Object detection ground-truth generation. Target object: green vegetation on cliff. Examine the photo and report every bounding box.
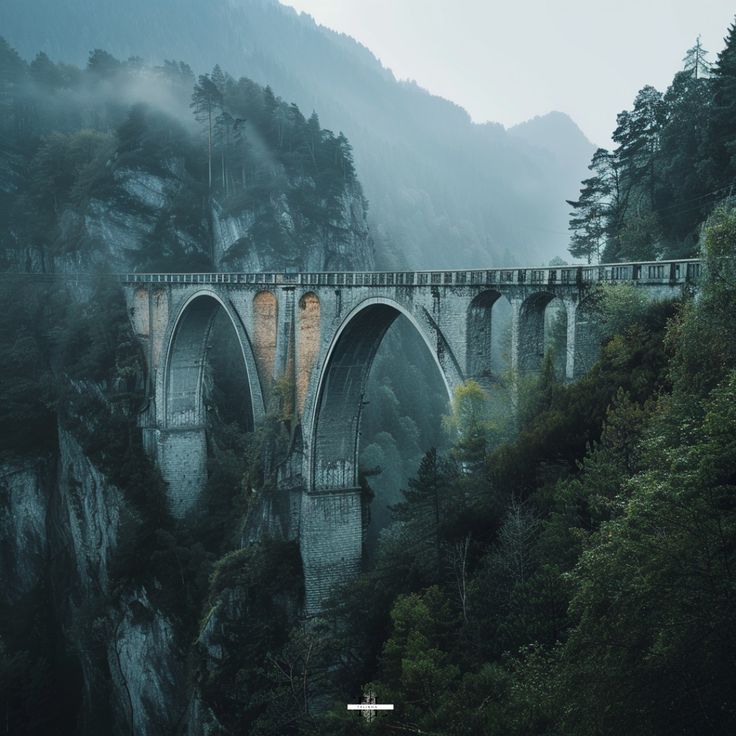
[568,24,736,262]
[0,36,370,273]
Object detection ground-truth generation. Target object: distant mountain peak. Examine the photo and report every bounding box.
[509,111,595,155]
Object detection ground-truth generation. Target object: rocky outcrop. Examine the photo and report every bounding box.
[0,460,49,602]
[55,426,123,594]
[213,181,374,272]
[108,588,186,735]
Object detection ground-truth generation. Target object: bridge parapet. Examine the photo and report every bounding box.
[117,258,701,289]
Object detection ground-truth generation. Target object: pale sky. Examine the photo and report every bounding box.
[279,0,735,147]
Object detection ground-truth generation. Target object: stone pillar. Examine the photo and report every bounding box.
[275,287,296,379]
[466,294,494,379]
[300,488,363,615]
[156,427,207,518]
[518,298,547,374]
[564,298,577,382]
[509,297,523,376]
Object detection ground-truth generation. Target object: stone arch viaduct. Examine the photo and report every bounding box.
[122,259,700,612]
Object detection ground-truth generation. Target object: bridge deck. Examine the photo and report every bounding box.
[117,258,701,288]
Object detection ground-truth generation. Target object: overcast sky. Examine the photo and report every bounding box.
[279,0,735,147]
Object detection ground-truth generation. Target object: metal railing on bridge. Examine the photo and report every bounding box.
[117,258,702,289]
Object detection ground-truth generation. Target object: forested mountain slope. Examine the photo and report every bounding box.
[0,0,594,267]
[0,41,372,273]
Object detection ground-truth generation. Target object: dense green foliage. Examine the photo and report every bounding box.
[568,28,736,262]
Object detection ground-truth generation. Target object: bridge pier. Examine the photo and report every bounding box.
[300,487,364,616]
[510,297,522,377]
[156,427,208,518]
[565,299,577,381]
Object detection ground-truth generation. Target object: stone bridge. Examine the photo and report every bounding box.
[121,259,700,612]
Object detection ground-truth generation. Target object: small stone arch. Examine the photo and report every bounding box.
[466,290,500,378]
[518,291,568,374]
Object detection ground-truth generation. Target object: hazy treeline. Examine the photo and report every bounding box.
[568,29,736,262]
[0,37,367,271]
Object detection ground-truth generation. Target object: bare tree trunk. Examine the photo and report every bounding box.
[207,106,212,190]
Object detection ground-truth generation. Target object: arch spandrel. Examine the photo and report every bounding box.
[296,292,321,416]
[252,291,279,388]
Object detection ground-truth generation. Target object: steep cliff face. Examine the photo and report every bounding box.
[213,182,373,272]
[0,461,49,602]
[0,429,186,733]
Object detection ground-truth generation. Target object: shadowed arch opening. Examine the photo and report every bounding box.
[467,290,500,378]
[466,290,513,380]
[310,301,452,494]
[165,295,254,430]
[518,292,568,377]
[160,293,258,517]
[573,294,602,378]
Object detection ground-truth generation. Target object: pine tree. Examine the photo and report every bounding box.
[608,86,666,260]
[702,21,736,192]
[683,35,712,80]
[567,148,616,263]
[191,74,223,190]
[657,65,711,249]
[394,448,455,575]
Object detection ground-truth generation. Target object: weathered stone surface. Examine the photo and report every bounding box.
[0,460,49,601]
[108,589,186,736]
[300,488,363,614]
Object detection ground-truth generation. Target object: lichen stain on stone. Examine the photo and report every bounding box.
[132,288,150,336]
[297,292,321,415]
[253,291,278,385]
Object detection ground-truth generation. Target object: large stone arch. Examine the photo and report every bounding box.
[307,297,455,493]
[300,297,456,613]
[155,290,265,517]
